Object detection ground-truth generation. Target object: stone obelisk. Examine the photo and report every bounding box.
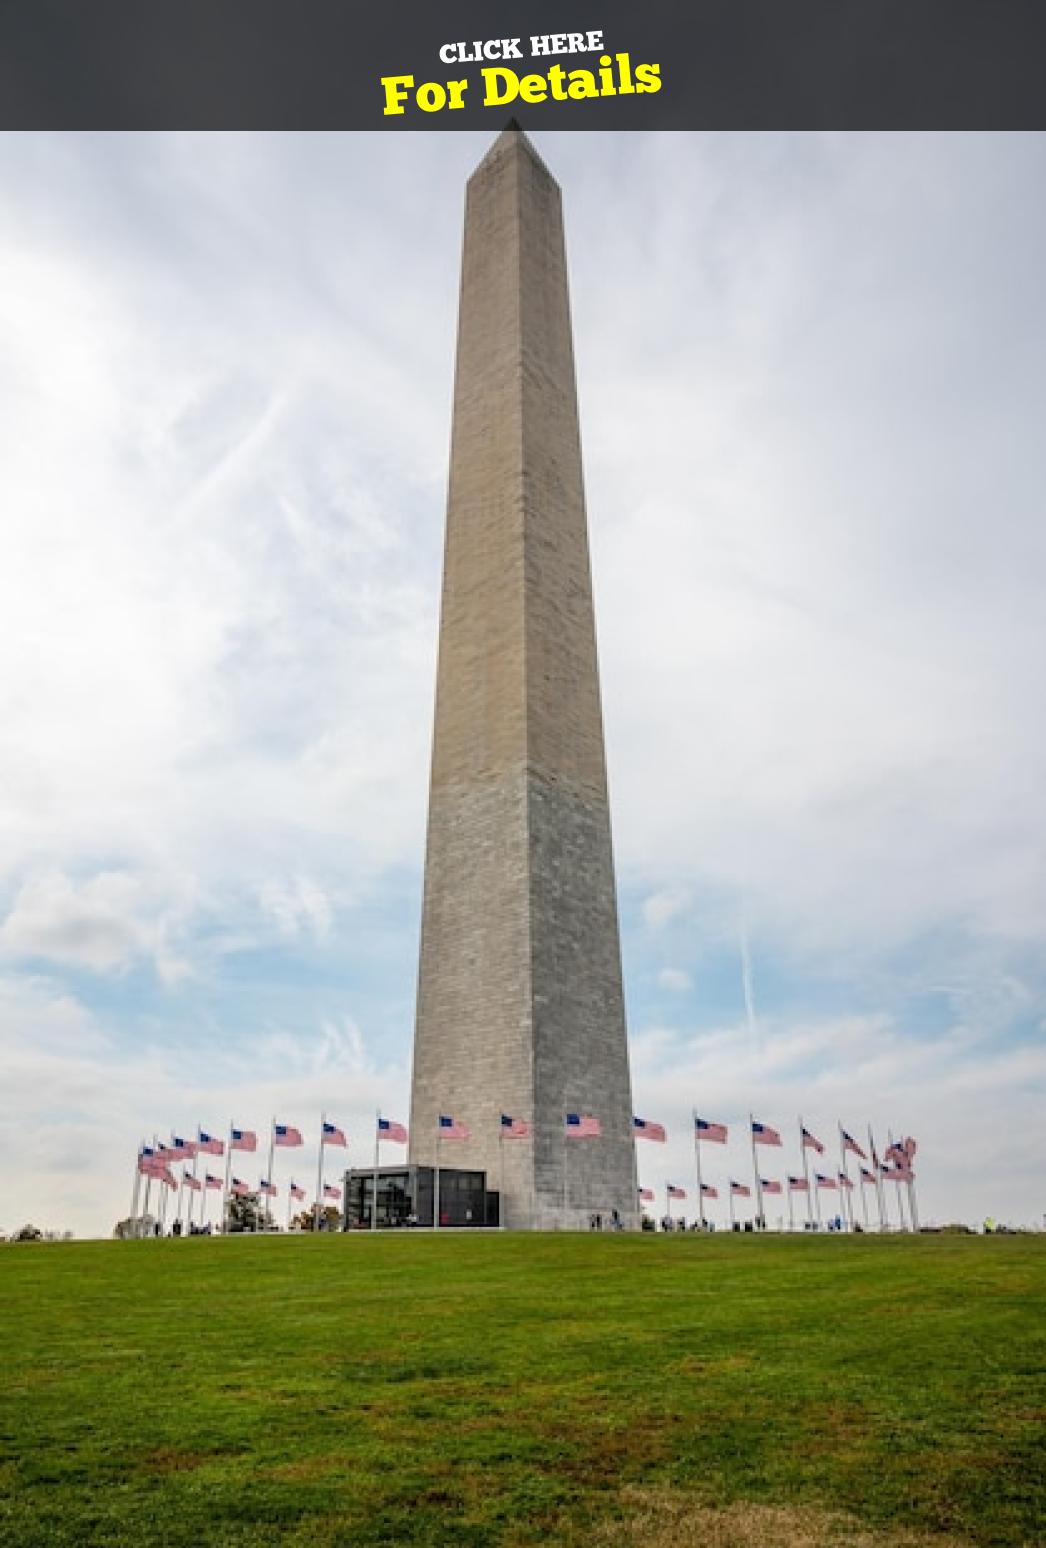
[408,126,637,1230]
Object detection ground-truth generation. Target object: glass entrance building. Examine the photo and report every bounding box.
[343,1165,498,1229]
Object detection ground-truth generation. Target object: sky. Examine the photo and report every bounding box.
[1,130,1044,1238]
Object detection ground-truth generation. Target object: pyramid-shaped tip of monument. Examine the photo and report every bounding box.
[473,120,557,183]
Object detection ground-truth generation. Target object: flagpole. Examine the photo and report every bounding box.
[314,1112,325,1234]
[145,1133,158,1234]
[222,1119,233,1234]
[434,1117,441,1231]
[798,1117,814,1229]
[868,1123,886,1232]
[266,1116,275,1231]
[562,1118,568,1227]
[190,1136,200,1232]
[287,1186,293,1232]
[693,1111,705,1229]
[130,1144,142,1238]
[499,1125,506,1231]
[859,1161,870,1230]
[907,1149,920,1232]
[372,1111,380,1230]
[728,1184,735,1231]
[888,1128,908,1230]
[837,1124,852,1231]
[787,1181,794,1233]
[748,1113,764,1231]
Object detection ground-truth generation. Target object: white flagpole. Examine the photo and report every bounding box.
[314,1112,325,1233]
[130,1144,142,1238]
[372,1111,380,1230]
[562,1117,568,1226]
[665,1184,672,1229]
[286,1186,293,1232]
[858,1156,870,1230]
[888,1128,908,1230]
[868,1123,886,1232]
[837,1125,852,1231]
[787,1181,794,1233]
[189,1136,200,1232]
[798,1117,814,1228]
[499,1124,506,1231]
[748,1114,764,1230]
[265,1117,276,1231]
[728,1185,735,1230]
[907,1150,920,1232]
[693,1112,705,1229]
[434,1116,441,1230]
[145,1133,158,1234]
[222,1120,234,1234]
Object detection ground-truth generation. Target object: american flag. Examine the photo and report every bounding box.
[323,1184,341,1201]
[182,1173,202,1191]
[197,1131,224,1156]
[837,1172,854,1189]
[815,1173,837,1189]
[274,1124,303,1147]
[231,1128,257,1152]
[290,1182,306,1201]
[883,1164,914,1183]
[841,1129,867,1160]
[802,1126,825,1154]
[667,1184,686,1199]
[859,1167,876,1185]
[439,1114,470,1140]
[259,1179,277,1197]
[633,1116,667,1143]
[694,1117,728,1143]
[137,1148,159,1175]
[154,1143,175,1164]
[638,1187,655,1201]
[500,1114,531,1139]
[205,1173,223,1190]
[565,1112,601,1138]
[700,1183,719,1199]
[231,1177,251,1197]
[322,1122,347,1147]
[170,1136,197,1160]
[760,1178,783,1195]
[160,1168,178,1190]
[752,1120,782,1146]
[378,1116,408,1143]
[730,1181,751,1197]
[788,1175,809,1191]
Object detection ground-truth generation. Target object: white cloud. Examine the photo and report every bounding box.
[0,870,192,982]
[642,889,692,930]
[657,967,693,993]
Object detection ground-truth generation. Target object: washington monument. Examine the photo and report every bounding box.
[408,126,638,1230]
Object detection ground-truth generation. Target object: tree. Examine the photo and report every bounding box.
[291,1204,342,1232]
[226,1192,264,1233]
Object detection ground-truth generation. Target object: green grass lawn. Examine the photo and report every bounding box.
[1,1233,1043,1547]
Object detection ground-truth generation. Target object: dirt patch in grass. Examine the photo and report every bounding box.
[139,1448,213,1475]
[583,1489,970,1547]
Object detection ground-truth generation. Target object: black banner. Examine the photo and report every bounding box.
[1,0,1044,129]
